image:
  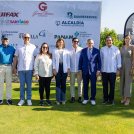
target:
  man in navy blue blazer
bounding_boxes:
[79,39,101,105]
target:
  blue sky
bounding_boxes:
[2,0,134,34]
[100,0,134,34]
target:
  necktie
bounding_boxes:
[88,50,91,60]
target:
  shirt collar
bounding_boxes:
[106,45,113,49]
[23,43,31,46]
[87,47,93,51]
[1,44,9,47]
[72,46,78,52]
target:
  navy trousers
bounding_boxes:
[102,72,116,101]
[83,73,97,100]
[55,64,67,102]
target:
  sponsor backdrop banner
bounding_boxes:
[124,13,134,45]
[0,1,101,52]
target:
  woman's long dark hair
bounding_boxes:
[39,42,52,59]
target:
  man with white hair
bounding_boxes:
[79,39,101,105]
[13,33,37,106]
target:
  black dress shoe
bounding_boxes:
[78,97,82,103]
[70,97,75,103]
[101,99,108,104]
[109,100,114,105]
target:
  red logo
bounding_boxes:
[39,2,47,11]
[0,12,19,17]
[32,2,54,17]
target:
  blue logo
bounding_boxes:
[66,12,73,20]
[78,43,82,47]
[55,21,60,26]
[55,20,84,27]
[66,12,97,19]
[39,30,46,37]
[39,30,53,37]
[74,31,79,37]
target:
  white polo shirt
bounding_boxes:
[14,43,37,71]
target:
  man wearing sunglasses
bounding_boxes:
[13,33,37,106]
[68,37,83,103]
[0,35,15,105]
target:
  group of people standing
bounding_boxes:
[0,33,133,106]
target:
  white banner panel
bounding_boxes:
[0,1,101,52]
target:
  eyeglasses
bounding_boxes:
[125,38,131,40]
[24,37,30,39]
[42,47,48,49]
[2,38,8,40]
[73,41,79,43]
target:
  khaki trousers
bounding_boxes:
[70,72,82,97]
[0,65,12,100]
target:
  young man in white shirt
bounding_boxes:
[13,33,37,106]
[100,36,121,105]
[68,37,83,103]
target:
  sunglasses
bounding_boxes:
[2,38,8,40]
[125,38,131,40]
[42,47,48,49]
[24,37,30,39]
[73,41,79,43]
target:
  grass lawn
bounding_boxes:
[1,79,134,134]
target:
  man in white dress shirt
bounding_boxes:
[68,37,83,103]
[13,33,37,106]
[100,36,121,105]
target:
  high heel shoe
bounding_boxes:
[124,100,130,106]
[121,99,126,103]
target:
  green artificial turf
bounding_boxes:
[0,80,134,134]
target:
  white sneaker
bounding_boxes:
[18,100,25,106]
[82,100,89,104]
[27,100,32,106]
[91,100,96,106]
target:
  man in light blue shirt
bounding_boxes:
[0,35,15,105]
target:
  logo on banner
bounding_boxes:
[0,19,29,25]
[55,21,60,26]
[55,20,84,27]
[39,2,47,11]
[0,12,20,17]
[74,31,91,38]
[19,33,38,39]
[66,12,97,19]
[39,30,53,37]
[67,12,73,20]
[10,44,18,48]
[10,19,29,24]
[54,35,73,39]
[32,2,54,17]
[1,31,18,36]
[74,31,79,37]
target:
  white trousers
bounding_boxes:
[0,65,12,100]
[70,72,82,97]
